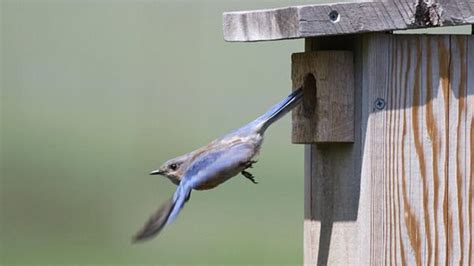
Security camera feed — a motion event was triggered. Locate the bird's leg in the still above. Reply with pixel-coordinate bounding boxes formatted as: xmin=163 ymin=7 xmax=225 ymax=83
xmin=241 ymin=160 xmax=258 ymax=184
xmin=246 ymin=160 xmax=258 ymax=168
xmin=241 ymin=170 xmax=258 ymax=184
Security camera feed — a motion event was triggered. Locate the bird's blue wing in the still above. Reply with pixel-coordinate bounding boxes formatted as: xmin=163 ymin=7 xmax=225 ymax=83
xmin=134 ymin=181 xmax=192 ymax=242
xmin=134 ymin=142 xmax=255 ymax=242
xmin=161 ymin=142 xmax=255 ymax=229
xmin=183 ymin=142 xmax=255 ymax=189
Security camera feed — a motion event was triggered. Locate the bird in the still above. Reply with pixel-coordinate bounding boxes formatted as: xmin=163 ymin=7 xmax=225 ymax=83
xmin=133 ymin=87 xmax=303 ymax=242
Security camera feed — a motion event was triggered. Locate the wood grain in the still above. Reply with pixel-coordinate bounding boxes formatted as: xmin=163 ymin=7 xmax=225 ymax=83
xmin=448 ymin=34 xmax=474 ymax=266
xmin=291 ymin=51 xmax=354 ymax=143
xmin=304 ymin=34 xmax=474 ymax=265
xmin=223 ymin=0 xmax=474 ymax=42
xmin=303 ymin=37 xmax=363 ymax=266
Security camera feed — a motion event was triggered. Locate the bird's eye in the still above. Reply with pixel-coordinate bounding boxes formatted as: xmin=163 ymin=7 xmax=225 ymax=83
xmin=169 ymin=163 xmax=177 ymax=171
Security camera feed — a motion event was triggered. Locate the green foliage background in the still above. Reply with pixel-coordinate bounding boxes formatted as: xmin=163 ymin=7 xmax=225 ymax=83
xmin=0 ymin=1 xmax=319 ymax=265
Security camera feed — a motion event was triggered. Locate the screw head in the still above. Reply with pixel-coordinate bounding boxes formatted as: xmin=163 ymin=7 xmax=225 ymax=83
xmin=374 ymin=98 xmax=386 ymax=110
xmin=329 ymin=10 xmax=340 ymax=23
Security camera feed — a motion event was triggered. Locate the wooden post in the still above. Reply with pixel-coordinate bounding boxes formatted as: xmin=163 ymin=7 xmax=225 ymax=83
xmin=223 ymin=1 xmax=474 ymax=265
xmin=301 ymin=36 xmax=363 ymax=266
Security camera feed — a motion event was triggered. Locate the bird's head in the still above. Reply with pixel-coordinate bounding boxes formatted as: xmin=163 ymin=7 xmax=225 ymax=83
xmin=150 ymin=155 xmax=189 ymax=185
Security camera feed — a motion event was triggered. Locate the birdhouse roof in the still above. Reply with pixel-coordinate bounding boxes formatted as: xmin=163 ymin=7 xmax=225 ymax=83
xmin=223 ymin=0 xmax=474 ymax=42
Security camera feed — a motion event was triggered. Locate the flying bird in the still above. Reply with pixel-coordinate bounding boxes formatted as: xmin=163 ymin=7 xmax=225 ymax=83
xmin=134 ymin=87 xmax=303 ymax=242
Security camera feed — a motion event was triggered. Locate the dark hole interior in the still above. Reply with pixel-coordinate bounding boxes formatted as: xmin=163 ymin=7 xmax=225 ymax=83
xmin=303 ymin=73 xmax=316 ymax=117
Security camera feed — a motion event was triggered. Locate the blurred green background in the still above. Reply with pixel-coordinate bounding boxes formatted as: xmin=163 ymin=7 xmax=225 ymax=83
xmin=0 ymin=0 xmax=319 ymax=265
xmin=1 ymin=0 xmax=471 ymax=265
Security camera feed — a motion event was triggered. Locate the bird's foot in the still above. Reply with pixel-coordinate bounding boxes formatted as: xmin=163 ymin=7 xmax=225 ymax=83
xmin=244 ymin=160 xmax=258 ymax=169
xmin=241 ymin=170 xmax=258 ymax=184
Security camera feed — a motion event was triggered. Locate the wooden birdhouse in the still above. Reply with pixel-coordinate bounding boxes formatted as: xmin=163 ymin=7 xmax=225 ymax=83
xmin=223 ymin=0 xmax=473 ymax=265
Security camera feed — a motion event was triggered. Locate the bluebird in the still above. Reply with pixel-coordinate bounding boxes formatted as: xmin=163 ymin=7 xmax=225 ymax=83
xmin=133 ymin=87 xmax=303 ymax=242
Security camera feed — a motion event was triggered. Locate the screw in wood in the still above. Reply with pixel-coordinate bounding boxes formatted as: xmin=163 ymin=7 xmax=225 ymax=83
xmin=374 ymin=98 xmax=386 ymax=110
xmin=329 ymin=10 xmax=340 ymax=23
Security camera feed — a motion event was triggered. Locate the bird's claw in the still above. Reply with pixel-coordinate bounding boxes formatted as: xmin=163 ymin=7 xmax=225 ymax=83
xmin=241 ymin=170 xmax=258 ymax=184
xmin=244 ymin=160 xmax=258 ymax=169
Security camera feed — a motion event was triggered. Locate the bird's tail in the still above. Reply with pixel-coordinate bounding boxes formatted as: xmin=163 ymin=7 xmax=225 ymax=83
xmin=133 ymin=184 xmax=191 ymax=242
xmin=254 ymin=87 xmax=303 ymax=134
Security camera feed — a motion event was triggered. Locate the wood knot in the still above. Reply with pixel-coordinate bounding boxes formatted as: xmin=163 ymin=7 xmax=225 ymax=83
xmin=414 ymin=0 xmax=442 ymax=27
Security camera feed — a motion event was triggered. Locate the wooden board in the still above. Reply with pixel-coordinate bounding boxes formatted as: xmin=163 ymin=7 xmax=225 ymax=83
xmin=291 ymin=51 xmax=354 ymax=143
xmin=303 ymin=35 xmax=364 ymax=266
xmin=448 ymin=34 xmax=474 ymax=266
xmin=223 ymin=0 xmax=474 ymax=42
xmin=304 ymin=34 xmax=473 ymax=265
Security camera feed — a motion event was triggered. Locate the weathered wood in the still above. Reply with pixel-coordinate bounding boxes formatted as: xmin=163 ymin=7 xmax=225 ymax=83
xmin=448 ymin=34 xmax=473 ymax=266
xmin=464 ymin=36 xmax=473 ymax=264
xmin=223 ymin=0 xmax=474 ymax=42
xmin=304 ymin=34 xmax=474 ymax=265
xmin=303 ymin=36 xmax=363 ymax=265
xmin=291 ymin=51 xmax=354 ymax=143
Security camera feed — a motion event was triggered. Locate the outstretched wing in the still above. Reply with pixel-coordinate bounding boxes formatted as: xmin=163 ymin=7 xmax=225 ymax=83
xmin=133 ymin=197 xmax=174 ymax=242
xmin=133 ymin=183 xmax=192 ymax=242
xmin=184 ymin=141 xmax=257 ymax=189
xmin=133 ymin=141 xmax=257 ymax=242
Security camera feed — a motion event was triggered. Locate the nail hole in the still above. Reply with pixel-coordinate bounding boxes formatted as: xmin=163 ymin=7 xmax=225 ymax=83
xmin=329 ymin=10 xmax=340 ymax=23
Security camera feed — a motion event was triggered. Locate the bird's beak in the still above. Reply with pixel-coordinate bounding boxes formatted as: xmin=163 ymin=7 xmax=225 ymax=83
xmin=150 ymin=169 xmax=164 ymax=175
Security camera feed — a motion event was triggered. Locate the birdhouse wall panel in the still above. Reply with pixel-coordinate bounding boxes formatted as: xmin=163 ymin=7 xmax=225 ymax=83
xmin=302 ymin=33 xmax=474 ymax=266
xmin=291 ymin=51 xmax=355 ymax=143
